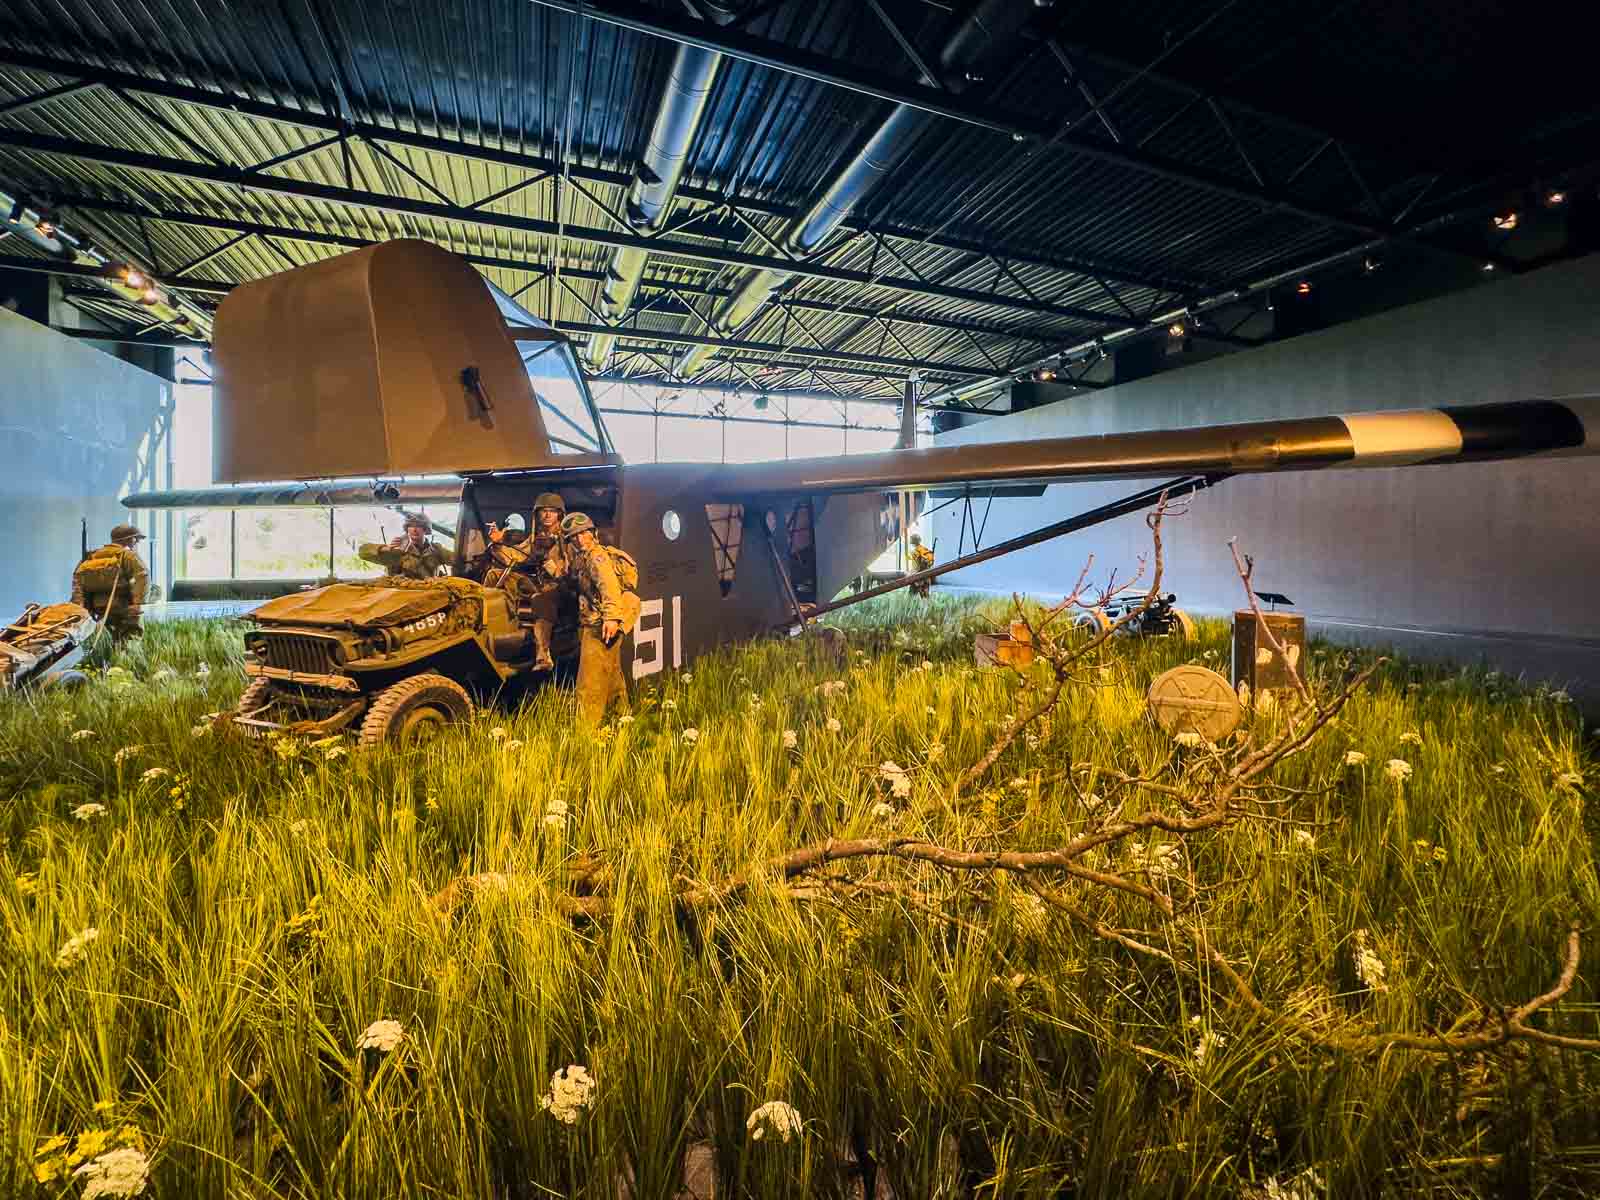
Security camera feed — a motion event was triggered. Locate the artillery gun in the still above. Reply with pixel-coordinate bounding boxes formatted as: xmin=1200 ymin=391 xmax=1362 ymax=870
xmin=1 ymin=603 xmax=98 ymax=691
xmin=235 ymin=574 xmax=569 ymax=745
xmin=1073 ymin=592 xmax=1197 ymax=640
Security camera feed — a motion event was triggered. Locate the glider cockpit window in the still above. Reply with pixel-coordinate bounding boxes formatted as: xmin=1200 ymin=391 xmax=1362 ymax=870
xmin=516 ymin=336 xmax=612 ymax=456
xmin=705 ymin=503 xmax=744 ymax=597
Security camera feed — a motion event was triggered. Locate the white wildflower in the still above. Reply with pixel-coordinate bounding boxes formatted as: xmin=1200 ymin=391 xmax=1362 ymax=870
xmin=925 ymin=705 xmax=936 ymax=718
xmin=870 ymin=801 xmax=895 ymax=820
xmin=1255 ymin=1166 xmax=1326 ymax=1200
xmin=1193 ymin=1029 xmax=1226 ymax=1066
xmin=1127 ymin=840 xmax=1182 ymax=881
xmin=1551 ymin=689 xmax=1572 ymax=704
xmin=489 ymin=726 xmax=506 ymax=741
xmin=825 ymin=717 xmax=842 ymax=733
xmin=746 ymin=1099 xmax=804 ymax=1143
xmin=1007 ymin=776 xmax=1029 ymax=793
xmin=195 ymin=662 xmax=211 ymax=679
xmin=288 ymin=819 xmax=309 ymax=838
xmin=1343 ymin=750 xmax=1366 ymax=767
xmin=355 ymin=1019 xmax=405 ymax=1053
xmin=1399 ymin=731 xmax=1423 ymax=748
xmin=1490 ymin=764 xmax=1507 ymax=776
xmin=71 ymin=1145 xmax=150 ymax=1199
xmin=104 ymin=666 xmax=131 ymax=680
xmin=113 ymin=745 xmax=143 ymax=764
xmin=1202 ymin=649 xmax=1218 ymax=661
xmin=1351 ymin=929 xmax=1387 ymax=992
xmin=921 ymin=659 xmax=933 ymax=671
xmin=1556 ymin=771 xmax=1584 ymax=790
xmin=324 ymin=745 xmax=348 ymax=761
xmin=1173 ymin=730 xmax=1202 ymax=748
xmin=661 ymin=699 xmax=678 ymax=712
xmin=503 ymin=739 xmax=524 ymax=751
xmin=1384 ymin=758 xmax=1412 ymax=783
xmin=1024 ymin=732 xmax=1039 ymax=749
xmin=72 ymin=803 xmax=106 ymax=822
xmin=71 ymin=729 xmax=97 ymax=742
xmin=151 ymin=666 xmax=177 ymax=683
xmin=781 ymin=729 xmax=798 ymax=751
xmin=748 ymin=693 xmax=763 ymax=710
xmin=271 ymin=737 xmax=302 ymax=761
xmin=878 ymin=761 xmax=912 ymax=799
xmin=927 ymin=741 xmax=945 ymax=762
xmin=190 ymin=723 xmax=211 ymax=739
xmin=55 ymin=927 xmax=99 ymax=969
xmin=682 ymin=727 xmax=700 ymax=745
xmin=540 ymin=1065 xmax=597 ymax=1124
xmin=617 ymin=715 xmax=634 ymax=727
xmin=682 ymin=671 xmax=693 ymax=684
xmin=1292 ymin=829 xmax=1316 ymax=850
xmin=1013 ymin=892 xmax=1049 ymax=937
xmin=544 ymin=798 xmax=569 ymax=828
xmin=817 ymin=679 xmax=847 ymax=699
xmin=139 ymin=767 xmax=170 ymax=783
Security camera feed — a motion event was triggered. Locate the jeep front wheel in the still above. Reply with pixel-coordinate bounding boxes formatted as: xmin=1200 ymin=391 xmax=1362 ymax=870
xmin=358 ymin=672 xmax=473 ymax=747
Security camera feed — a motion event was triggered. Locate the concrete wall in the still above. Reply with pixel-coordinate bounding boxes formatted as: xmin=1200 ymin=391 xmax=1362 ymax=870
xmin=929 ymin=252 xmax=1600 ymax=691
xmin=0 ymin=308 xmax=171 ymax=618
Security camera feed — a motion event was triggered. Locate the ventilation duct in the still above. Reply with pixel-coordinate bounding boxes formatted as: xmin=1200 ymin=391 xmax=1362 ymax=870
xmin=582 ymin=3 xmax=748 ymax=370
xmin=1 ymin=184 xmax=212 ymax=337
xmin=672 ymin=0 xmax=1040 ymax=380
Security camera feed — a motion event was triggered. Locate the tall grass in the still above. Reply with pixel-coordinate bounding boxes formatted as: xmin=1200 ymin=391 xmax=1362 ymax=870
xmin=2 ymin=602 xmax=1597 ymax=1198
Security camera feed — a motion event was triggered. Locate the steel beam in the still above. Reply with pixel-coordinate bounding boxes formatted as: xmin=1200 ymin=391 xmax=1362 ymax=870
xmin=0 ymin=126 xmax=1132 ymax=327
xmin=0 ymin=45 xmax=1194 ymax=296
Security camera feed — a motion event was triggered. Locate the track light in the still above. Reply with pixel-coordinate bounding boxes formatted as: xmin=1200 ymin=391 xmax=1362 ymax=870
xmin=122 ymin=267 xmax=146 ymax=290
xmin=1167 ymin=321 xmax=1186 ymax=338
xmin=35 ymin=220 xmax=54 ymax=237
xmin=1543 ymin=189 xmax=1567 ymax=207
xmin=1295 ymin=280 xmax=1312 ymax=296
xmin=140 ymin=286 xmax=161 ymax=304
xmin=1492 ymin=211 xmax=1518 ymax=231
xmin=1361 ymin=255 xmax=1382 ymax=274
xmin=1480 ymin=262 xmax=1496 ymax=273
xmin=1035 ymin=367 xmax=1056 ymax=382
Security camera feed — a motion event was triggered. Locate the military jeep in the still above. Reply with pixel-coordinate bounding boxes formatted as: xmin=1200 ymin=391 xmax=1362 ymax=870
xmin=236 ymin=576 xmax=552 ymax=745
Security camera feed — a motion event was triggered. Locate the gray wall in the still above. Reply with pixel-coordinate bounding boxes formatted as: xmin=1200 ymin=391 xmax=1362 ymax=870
xmin=1 ymin=308 xmax=171 ymax=618
xmin=930 ymin=252 xmax=1600 ymax=692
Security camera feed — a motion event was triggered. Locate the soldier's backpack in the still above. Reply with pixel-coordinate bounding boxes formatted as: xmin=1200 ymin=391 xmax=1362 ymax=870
xmin=74 ymin=547 xmax=126 ymax=594
xmin=603 ymin=546 xmax=642 ymax=633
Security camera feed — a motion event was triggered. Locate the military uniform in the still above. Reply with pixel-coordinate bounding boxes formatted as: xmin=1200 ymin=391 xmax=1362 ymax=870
xmin=564 ymin=516 xmax=630 ymax=725
xmin=72 ymin=525 xmax=149 ymax=643
xmin=511 ymin=493 xmax=570 ymax=671
xmin=910 ymin=540 xmax=936 ymax=598
xmin=358 ymin=538 xmax=448 ymax=580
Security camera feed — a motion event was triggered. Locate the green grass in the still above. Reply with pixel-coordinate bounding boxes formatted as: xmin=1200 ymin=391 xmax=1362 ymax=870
xmin=2 ymin=600 xmax=1598 ymax=1198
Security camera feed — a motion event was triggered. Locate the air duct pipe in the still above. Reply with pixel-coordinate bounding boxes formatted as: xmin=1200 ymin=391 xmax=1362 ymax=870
xmin=673 ymin=0 xmax=1039 ymax=380
xmin=582 ymin=3 xmax=748 ymax=370
xmin=1 ymin=184 xmax=212 ymax=337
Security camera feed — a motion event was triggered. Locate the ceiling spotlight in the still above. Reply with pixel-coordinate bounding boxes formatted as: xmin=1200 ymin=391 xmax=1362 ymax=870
xmin=1035 ymin=367 xmax=1056 ymax=381
xmin=1491 ymin=211 xmax=1518 ymax=231
xmin=1167 ymin=321 xmax=1186 ymax=338
xmin=1295 ymin=280 xmax=1312 ymax=296
xmin=1544 ymin=189 xmax=1567 ymax=207
xmin=140 ymin=286 xmax=161 ymax=304
xmin=753 ymin=393 xmax=769 ymax=411
xmin=122 ymin=267 xmax=146 ymax=290
xmin=1480 ymin=262 xmax=1496 ymax=273
xmin=1361 ymin=255 xmax=1382 ymax=274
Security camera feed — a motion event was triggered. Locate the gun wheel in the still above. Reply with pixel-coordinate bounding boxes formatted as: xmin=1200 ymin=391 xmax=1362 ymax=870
xmin=1073 ymin=609 xmax=1113 ymax=635
xmin=1170 ymin=607 xmax=1197 ymax=640
xmin=359 ymin=672 xmax=472 ymax=747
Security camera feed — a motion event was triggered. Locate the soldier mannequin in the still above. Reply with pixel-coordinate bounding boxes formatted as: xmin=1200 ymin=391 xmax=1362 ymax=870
xmin=359 ymin=514 xmax=447 ymax=580
xmin=489 ymin=492 xmax=568 ymax=671
xmin=909 ymin=533 xmax=935 ymax=598
xmin=560 ymin=512 xmax=629 ymax=724
xmin=72 ymin=523 xmax=150 ymax=643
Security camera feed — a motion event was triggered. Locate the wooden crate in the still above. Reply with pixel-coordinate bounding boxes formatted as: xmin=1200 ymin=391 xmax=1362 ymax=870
xmin=1231 ymin=611 xmax=1306 ymax=696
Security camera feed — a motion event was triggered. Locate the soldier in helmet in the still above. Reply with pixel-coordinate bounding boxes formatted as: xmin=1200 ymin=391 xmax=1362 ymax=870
xmin=359 ymin=514 xmax=447 ymax=580
xmin=72 ymin=523 xmax=150 ymax=643
xmin=488 ymin=492 xmax=568 ymax=671
xmin=909 ymin=533 xmax=935 ymax=598
xmin=560 ymin=511 xmax=630 ymax=724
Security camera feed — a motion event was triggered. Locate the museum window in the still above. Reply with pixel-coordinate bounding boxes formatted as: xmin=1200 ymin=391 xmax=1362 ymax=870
xmin=705 ymin=503 xmax=744 ymax=597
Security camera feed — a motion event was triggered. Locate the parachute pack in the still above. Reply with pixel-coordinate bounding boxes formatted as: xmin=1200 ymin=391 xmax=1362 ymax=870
xmin=73 ymin=547 xmax=127 ymax=594
xmin=603 ymin=546 xmax=642 ymax=633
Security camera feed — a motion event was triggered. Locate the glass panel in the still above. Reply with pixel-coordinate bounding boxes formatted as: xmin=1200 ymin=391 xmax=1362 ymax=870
xmin=520 ymin=341 xmax=605 ymax=455
xmin=704 ymin=504 xmax=744 ymax=596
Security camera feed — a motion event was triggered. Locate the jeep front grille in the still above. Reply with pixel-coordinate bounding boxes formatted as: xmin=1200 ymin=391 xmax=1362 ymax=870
xmin=258 ymin=633 xmax=340 ymax=675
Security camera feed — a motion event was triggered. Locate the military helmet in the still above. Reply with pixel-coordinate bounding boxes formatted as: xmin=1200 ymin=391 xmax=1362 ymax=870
xmin=560 ymin=512 xmax=595 ymax=536
xmin=110 ymin=523 xmax=146 ymax=544
xmin=402 ymin=513 xmax=432 ymax=532
xmin=909 ymin=533 xmax=922 ymax=546
xmin=533 ymin=491 xmax=566 ymax=514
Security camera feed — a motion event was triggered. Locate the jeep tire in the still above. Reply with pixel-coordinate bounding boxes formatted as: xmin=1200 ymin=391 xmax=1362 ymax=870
xmin=358 ymin=672 xmax=472 ymax=747
xmin=237 ymin=676 xmax=275 ymax=716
